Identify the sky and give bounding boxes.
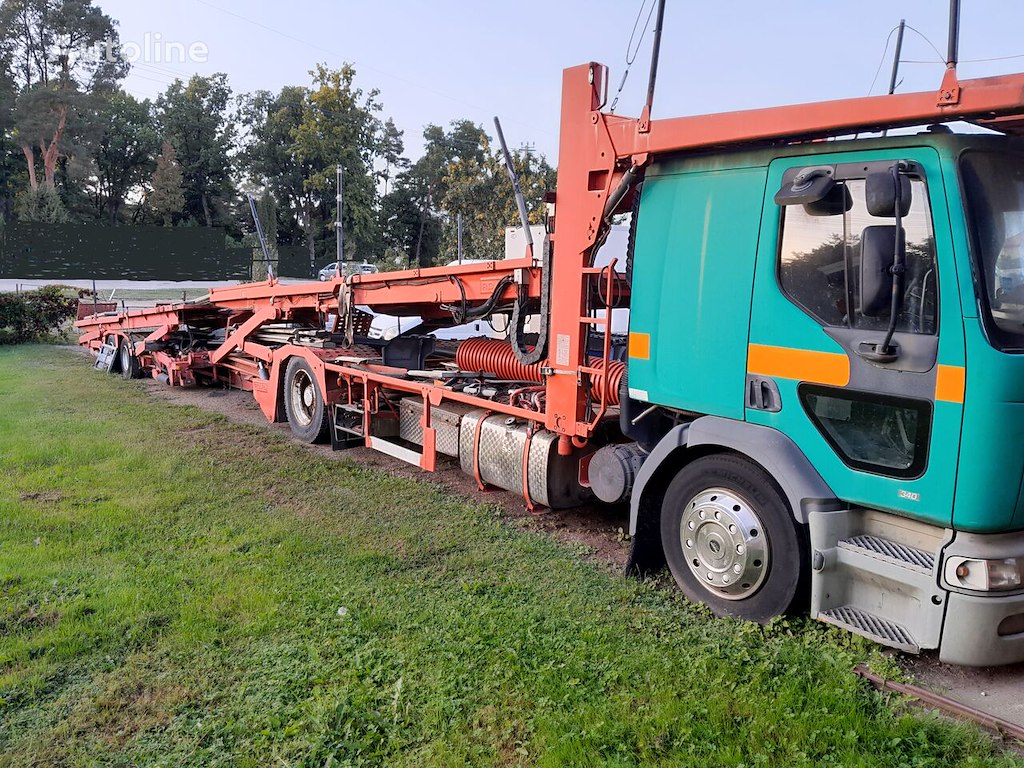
[93,0,1024,163]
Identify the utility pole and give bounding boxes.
[335,164,344,278]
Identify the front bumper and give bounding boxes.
[939,530,1024,666]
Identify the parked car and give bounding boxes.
[317,263,339,281]
[317,262,380,281]
[367,313,489,341]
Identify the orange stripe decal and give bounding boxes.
[747,344,850,387]
[935,365,966,404]
[629,332,651,360]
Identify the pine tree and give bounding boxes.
[149,142,184,227]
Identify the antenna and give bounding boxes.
[247,194,273,282]
[947,0,960,68]
[887,20,906,96]
[644,0,667,117]
[638,0,667,131]
[881,19,906,137]
[493,116,534,260]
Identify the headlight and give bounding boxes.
[944,556,1024,591]
[381,326,399,341]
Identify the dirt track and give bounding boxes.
[143,369,634,572]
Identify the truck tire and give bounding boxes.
[119,340,140,380]
[660,453,807,623]
[283,357,330,443]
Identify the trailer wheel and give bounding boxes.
[283,357,330,443]
[118,340,140,380]
[660,453,807,623]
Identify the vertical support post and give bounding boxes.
[336,164,344,278]
[457,212,463,264]
[546,63,613,439]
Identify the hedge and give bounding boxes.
[0,286,78,345]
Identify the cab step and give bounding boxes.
[838,534,934,573]
[330,403,364,450]
[809,509,951,655]
[819,605,919,653]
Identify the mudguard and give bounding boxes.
[626,416,840,575]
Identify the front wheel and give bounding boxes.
[283,357,330,443]
[661,453,807,623]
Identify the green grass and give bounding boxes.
[0,345,1018,767]
[99,288,212,301]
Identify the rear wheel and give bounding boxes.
[283,357,330,443]
[660,453,807,623]
[118,340,140,380]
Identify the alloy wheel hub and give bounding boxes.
[680,487,769,600]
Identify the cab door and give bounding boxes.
[746,149,965,526]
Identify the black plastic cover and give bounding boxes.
[865,171,912,217]
[774,165,835,206]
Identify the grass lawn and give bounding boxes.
[0,345,1019,767]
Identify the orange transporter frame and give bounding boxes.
[78,60,1024,499]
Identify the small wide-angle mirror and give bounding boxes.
[866,170,912,217]
[804,183,853,217]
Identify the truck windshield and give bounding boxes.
[961,151,1024,351]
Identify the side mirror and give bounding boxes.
[860,225,905,317]
[865,170,912,216]
[774,165,836,206]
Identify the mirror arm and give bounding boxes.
[878,161,909,357]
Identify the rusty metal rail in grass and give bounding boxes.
[854,665,1024,742]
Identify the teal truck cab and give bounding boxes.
[611,130,1024,665]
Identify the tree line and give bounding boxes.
[0,0,557,270]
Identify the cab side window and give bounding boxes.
[778,177,937,334]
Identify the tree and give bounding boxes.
[149,141,184,226]
[388,120,491,267]
[291,64,383,264]
[378,117,407,197]
[89,90,158,223]
[379,183,439,268]
[239,86,316,254]
[156,73,235,227]
[441,140,555,261]
[15,185,67,221]
[0,0,126,92]
[0,51,19,220]
[384,120,555,265]
[0,0,127,191]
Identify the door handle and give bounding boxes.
[746,375,781,412]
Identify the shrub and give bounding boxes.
[0,286,78,345]
[14,187,69,223]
